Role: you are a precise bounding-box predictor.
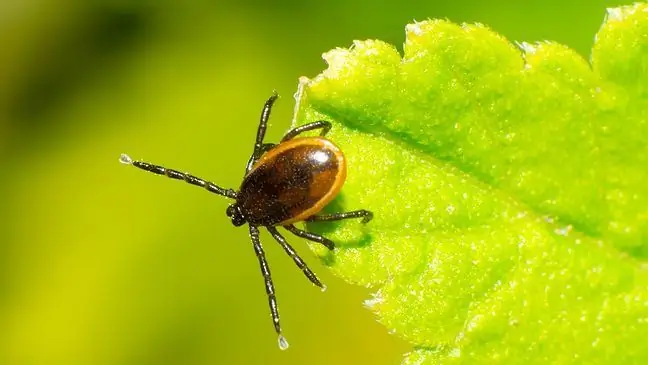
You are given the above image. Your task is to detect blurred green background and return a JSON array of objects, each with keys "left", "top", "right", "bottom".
[{"left": 0, "top": 0, "right": 626, "bottom": 364}]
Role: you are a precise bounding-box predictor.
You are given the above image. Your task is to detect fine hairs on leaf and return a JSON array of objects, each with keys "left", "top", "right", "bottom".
[{"left": 293, "top": 2, "right": 648, "bottom": 364}]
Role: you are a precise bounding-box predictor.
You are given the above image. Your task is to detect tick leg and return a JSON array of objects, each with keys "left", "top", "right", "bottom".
[
  {"left": 245, "top": 92, "right": 279, "bottom": 175},
  {"left": 267, "top": 227, "right": 326, "bottom": 290},
  {"left": 253, "top": 91, "right": 279, "bottom": 155},
  {"left": 280, "top": 120, "right": 331, "bottom": 142},
  {"left": 306, "top": 209, "right": 374, "bottom": 224},
  {"left": 244, "top": 143, "right": 276, "bottom": 174},
  {"left": 119, "top": 154, "right": 237, "bottom": 199},
  {"left": 249, "top": 225, "right": 289, "bottom": 350},
  {"left": 284, "top": 224, "right": 335, "bottom": 251}
]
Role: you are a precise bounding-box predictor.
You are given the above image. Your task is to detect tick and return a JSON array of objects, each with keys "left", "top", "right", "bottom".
[{"left": 119, "top": 92, "right": 372, "bottom": 350}]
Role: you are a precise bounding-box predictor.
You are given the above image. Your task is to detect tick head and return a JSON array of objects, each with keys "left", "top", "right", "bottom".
[{"left": 226, "top": 204, "right": 246, "bottom": 227}]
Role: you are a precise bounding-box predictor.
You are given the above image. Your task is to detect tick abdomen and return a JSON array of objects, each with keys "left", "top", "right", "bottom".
[{"left": 237, "top": 137, "right": 346, "bottom": 226}]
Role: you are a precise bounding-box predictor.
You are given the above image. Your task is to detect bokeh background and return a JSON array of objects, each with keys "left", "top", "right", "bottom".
[{"left": 0, "top": 0, "right": 627, "bottom": 364}]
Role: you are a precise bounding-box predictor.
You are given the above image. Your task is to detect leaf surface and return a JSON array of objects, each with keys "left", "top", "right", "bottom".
[{"left": 294, "top": 3, "right": 648, "bottom": 363}]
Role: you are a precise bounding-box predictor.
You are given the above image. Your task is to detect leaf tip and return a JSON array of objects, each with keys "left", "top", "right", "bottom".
[
  {"left": 516, "top": 41, "right": 537, "bottom": 55},
  {"left": 320, "top": 47, "right": 352, "bottom": 80},
  {"left": 363, "top": 291, "right": 384, "bottom": 310},
  {"left": 405, "top": 20, "right": 428, "bottom": 36},
  {"left": 605, "top": 3, "right": 645, "bottom": 23}
]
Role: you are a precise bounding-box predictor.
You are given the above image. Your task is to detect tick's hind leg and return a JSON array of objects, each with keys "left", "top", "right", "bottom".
[
  {"left": 306, "top": 209, "right": 373, "bottom": 224},
  {"left": 267, "top": 227, "right": 326, "bottom": 291},
  {"left": 280, "top": 120, "right": 331, "bottom": 142},
  {"left": 284, "top": 224, "right": 335, "bottom": 250},
  {"left": 248, "top": 225, "right": 289, "bottom": 350}
]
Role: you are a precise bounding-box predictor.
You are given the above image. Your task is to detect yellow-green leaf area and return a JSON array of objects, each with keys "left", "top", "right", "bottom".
[{"left": 295, "top": 3, "right": 648, "bottom": 364}]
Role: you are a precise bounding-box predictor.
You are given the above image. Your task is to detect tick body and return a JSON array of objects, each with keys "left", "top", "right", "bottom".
[
  {"left": 120, "top": 92, "right": 372, "bottom": 350},
  {"left": 235, "top": 137, "right": 346, "bottom": 227}
]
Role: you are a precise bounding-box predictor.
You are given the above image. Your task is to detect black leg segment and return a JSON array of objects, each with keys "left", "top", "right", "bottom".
[
  {"left": 267, "top": 227, "right": 325, "bottom": 290},
  {"left": 280, "top": 120, "right": 331, "bottom": 142},
  {"left": 245, "top": 92, "right": 279, "bottom": 175},
  {"left": 245, "top": 143, "right": 276, "bottom": 174},
  {"left": 249, "top": 225, "right": 289, "bottom": 350},
  {"left": 284, "top": 224, "right": 335, "bottom": 251},
  {"left": 119, "top": 154, "right": 237, "bottom": 199},
  {"left": 253, "top": 91, "right": 279, "bottom": 156},
  {"left": 306, "top": 209, "right": 373, "bottom": 224}
]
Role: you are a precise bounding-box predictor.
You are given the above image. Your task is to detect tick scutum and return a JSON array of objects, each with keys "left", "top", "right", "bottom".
[{"left": 237, "top": 137, "right": 346, "bottom": 226}]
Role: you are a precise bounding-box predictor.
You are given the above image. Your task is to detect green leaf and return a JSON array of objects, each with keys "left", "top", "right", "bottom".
[{"left": 293, "top": 3, "right": 648, "bottom": 364}]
